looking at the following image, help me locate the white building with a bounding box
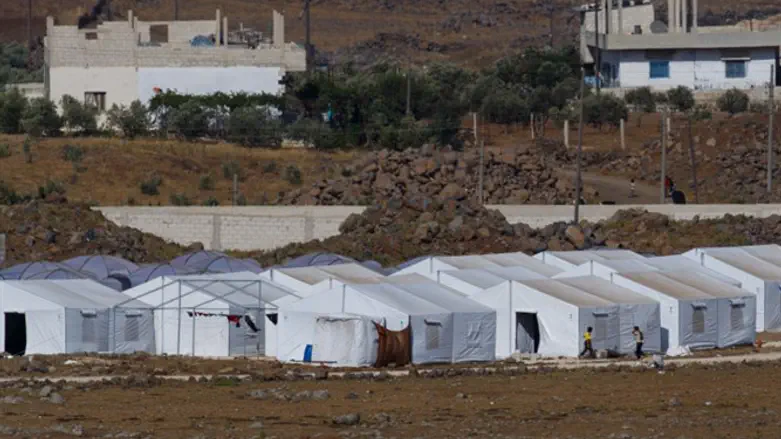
[581,0,781,91]
[44,9,305,115]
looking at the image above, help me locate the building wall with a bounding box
[604,47,776,90]
[96,204,781,251]
[582,3,655,35]
[137,66,284,102]
[48,66,138,110]
[136,21,216,44]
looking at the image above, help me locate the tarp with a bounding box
[311,314,379,366]
[375,322,411,367]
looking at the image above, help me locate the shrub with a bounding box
[168,101,213,139]
[22,137,31,163]
[221,160,242,180]
[0,143,10,158]
[62,144,85,163]
[38,179,65,199]
[140,174,163,196]
[169,193,192,206]
[21,98,62,137]
[284,165,302,185]
[717,88,750,115]
[203,196,220,206]
[262,161,277,173]
[106,101,151,139]
[0,88,28,134]
[227,106,284,147]
[60,95,98,134]
[625,86,656,115]
[691,104,713,121]
[582,94,628,129]
[481,91,529,126]
[198,173,215,190]
[0,181,26,204]
[666,86,695,113]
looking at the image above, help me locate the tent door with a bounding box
[4,313,26,356]
[515,312,540,354]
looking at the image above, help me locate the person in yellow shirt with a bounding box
[579,326,594,358]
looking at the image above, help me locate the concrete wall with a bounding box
[603,47,775,90]
[137,67,284,103]
[582,2,655,35]
[96,204,781,252]
[49,66,137,110]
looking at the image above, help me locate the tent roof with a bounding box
[1,262,86,280]
[435,255,502,269]
[274,263,384,286]
[556,276,657,304]
[386,281,493,313]
[63,255,139,278]
[439,266,549,290]
[645,255,742,286]
[283,252,355,268]
[589,259,659,273]
[129,263,197,287]
[660,270,748,299]
[698,246,781,281]
[3,280,149,309]
[618,271,714,300]
[345,282,450,315]
[541,249,644,266]
[155,272,297,306]
[170,251,228,269]
[516,279,616,307]
[480,252,562,276]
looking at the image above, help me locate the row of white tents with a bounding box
[3,245,781,366]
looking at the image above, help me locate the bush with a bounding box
[169,101,213,139]
[284,165,303,185]
[227,106,283,147]
[582,94,628,129]
[481,91,529,126]
[60,95,98,134]
[625,87,656,113]
[21,98,62,137]
[691,104,713,121]
[666,86,695,113]
[203,196,220,206]
[377,116,429,150]
[22,136,31,163]
[0,143,10,158]
[38,179,65,199]
[62,144,85,163]
[262,161,277,173]
[0,181,26,204]
[140,174,163,196]
[169,193,192,206]
[717,88,750,115]
[221,160,242,180]
[0,88,28,133]
[198,173,215,190]
[106,101,151,139]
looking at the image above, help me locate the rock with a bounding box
[345,392,359,400]
[0,396,23,404]
[39,385,53,398]
[565,225,586,249]
[455,393,468,399]
[332,413,361,426]
[249,421,264,429]
[668,397,682,407]
[48,393,65,404]
[311,390,330,401]
[248,390,270,400]
[706,137,717,147]
[439,183,465,201]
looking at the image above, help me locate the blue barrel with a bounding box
[303,344,313,363]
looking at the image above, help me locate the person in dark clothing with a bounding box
[632,326,644,360]
[579,326,594,358]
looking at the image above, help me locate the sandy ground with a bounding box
[1,345,781,438]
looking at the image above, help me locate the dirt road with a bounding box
[556,170,660,204]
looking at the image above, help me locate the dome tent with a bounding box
[171,251,261,274]
[1,262,86,280]
[283,253,355,268]
[128,263,197,288]
[63,255,139,291]
[171,251,228,269]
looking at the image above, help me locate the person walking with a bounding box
[629,179,636,198]
[579,326,594,358]
[632,326,644,360]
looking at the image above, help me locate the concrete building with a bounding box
[44,10,305,115]
[580,0,781,91]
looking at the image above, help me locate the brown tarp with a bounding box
[374,322,411,367]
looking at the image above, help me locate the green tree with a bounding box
[666,86,695,113]
[716,88,750,115]
[583,93,628,129]
[106,100,151,139]
[169,100,213,139]
[227,106,284,147]
[481,90,529,127]
[21,98,62,137]
[60,94,98,134]
[0,88,28,133]
[625,87,656,126]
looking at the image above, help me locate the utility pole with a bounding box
[769,66,775,195]
[687,115,699,203]
[174,0,179,20]
[660,112,667,204]
[305,0,312,75]
[232,173,238,206]
[574,67,585,223]
[479,140,485,205]
[27,0,32,48]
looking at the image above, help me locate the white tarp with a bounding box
[311,314,379,366]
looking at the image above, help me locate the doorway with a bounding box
[4,313,26,356]
[515,312,540,354]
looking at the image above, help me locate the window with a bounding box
[725,60,747,78]
[125,316,139,342]
[84,92,106,111]
[82,316,96,343]
[730,305,745,331]
[692,308,705,334]
[425,321,441,350]
[649,61,670,79]
[85,32,98,40]
[149,24,169,43]
[633,25,642,35]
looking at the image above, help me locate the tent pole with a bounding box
[176,281,182,355]
[191,307,196,356]
[258,281,262,357]
[509,281,513,357]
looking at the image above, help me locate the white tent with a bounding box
[260,263,385,296]
[278,278,496,365]
[555,276,662,354]
[534,249,645,271]
[685,245,781,331]
[594,270,755,352]
[436,266,549,296]
[120,272,298,357]
[644,255,742,287]
[311,314,380,366]
[393,252,562,280]
[0,280,154,355]
[471,279,621,358]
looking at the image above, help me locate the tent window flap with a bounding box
[730,305,744,331]
[692,308,705,334]
[82,316,96,343]
[425,322,440,350]
[125,316,140,342]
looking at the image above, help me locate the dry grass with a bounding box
[0,135,357,206]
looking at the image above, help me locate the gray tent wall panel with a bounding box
[64,308,110,353]
[764,281,781,331]
[618,303,662,354]
[577,306,621,352]
[228,306,265,356]
[452,311,496,363]
[716,296,756,348]
[110,309,155,354]
[410,313,454,364]
[677,298,720,350]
